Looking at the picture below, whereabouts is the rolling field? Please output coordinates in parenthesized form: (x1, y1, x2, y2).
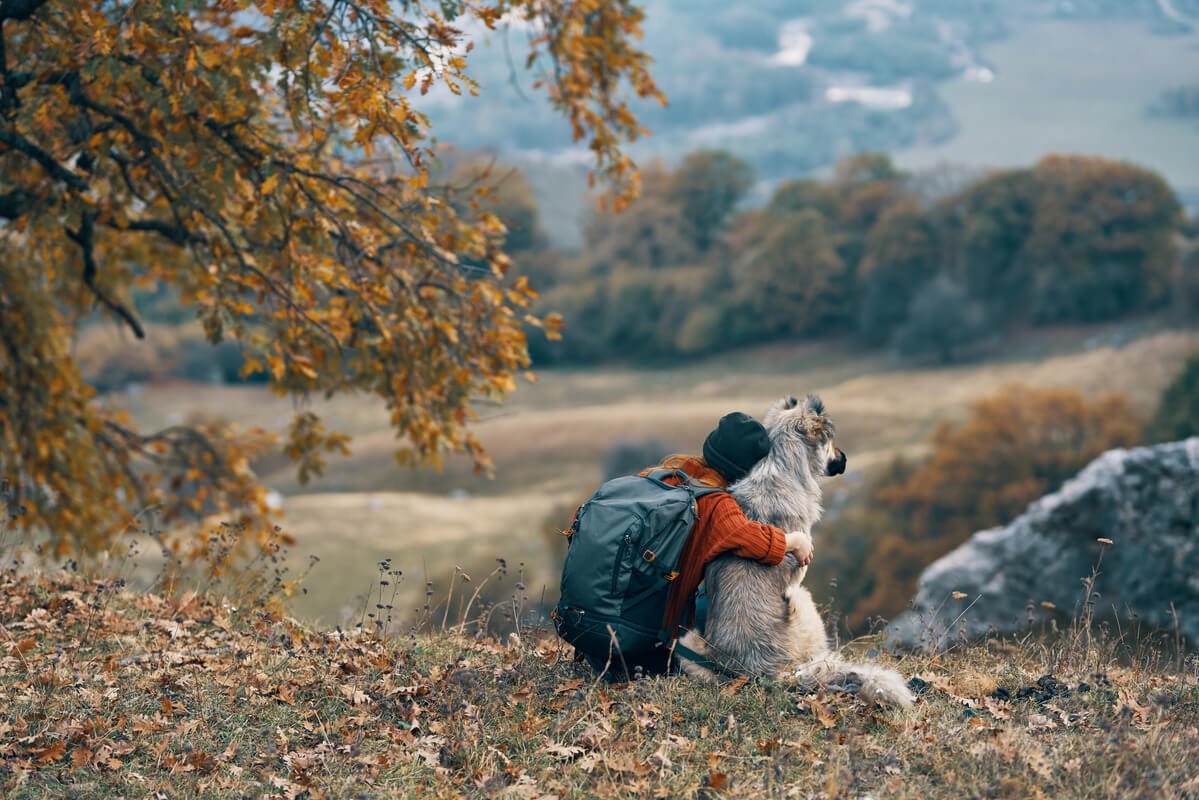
(894, 21, 1199, 190)
(115, 325, 1199, 625)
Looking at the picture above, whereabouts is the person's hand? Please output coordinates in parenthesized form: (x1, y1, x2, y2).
(785, 530, 813, 567)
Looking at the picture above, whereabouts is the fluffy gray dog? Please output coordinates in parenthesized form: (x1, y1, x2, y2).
(677, 395, 914, 708)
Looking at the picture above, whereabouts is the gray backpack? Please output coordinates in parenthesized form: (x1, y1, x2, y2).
(552, 468, 724, 669)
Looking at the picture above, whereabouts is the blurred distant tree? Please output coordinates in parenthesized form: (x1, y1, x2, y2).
(730, 209, 846, 341)
(766, 177, 842, 222)
(541, 150, 1188, 368)
(674, 304, 726, 355)
(1147, 352, 1199, 443)
(833, 152, 901, 189)
(447, 159, 569, 293)
(1025, 156, 1182, 322)
(668, 150, 754, 252)
(0, 0, 660, 557)
(856, 197, 941, 345)
(905, 163, 985, 205)
(892, 276, 987, 364)
(527, 279, 605, 364)
(581, 162, 696, 271)
(531, 264, 718, 363)
(829, 158, 909, 293)
(449, 160, 545, 255)
(936, 167, 1039, 321)
(849, 385, 1142, 624)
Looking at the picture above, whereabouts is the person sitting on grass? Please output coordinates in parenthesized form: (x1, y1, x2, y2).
(646, 412, 813, 649)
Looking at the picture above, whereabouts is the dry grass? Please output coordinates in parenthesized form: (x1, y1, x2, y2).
(1, 567, 1196, 799)
(279, 491, 576, 625)
(111, 326, 1199, 625)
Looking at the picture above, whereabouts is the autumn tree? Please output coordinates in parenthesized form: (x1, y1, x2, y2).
(826, 153, 908, 297)
(765, 177, 841, 222)
(1024, 155, 1182, 322)
(580, 160, 697, 273)
(849, 385, 1142, 624)
(855, 196, 940, 345)
(935, 166, 1038, 321)
(667, 150, 754, 252)
(0, 0, 662, 557)
(833, 151, 900, 189)
(729, 208, 846, 342)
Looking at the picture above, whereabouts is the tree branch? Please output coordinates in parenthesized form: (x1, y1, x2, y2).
(0, 127, 87, 190)
(66, 210, 146, 339)
(112, 217, 204, 245)
(0, 0, 49, 22)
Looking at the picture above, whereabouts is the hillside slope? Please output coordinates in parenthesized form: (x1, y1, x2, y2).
(1, 571, 1196, 798)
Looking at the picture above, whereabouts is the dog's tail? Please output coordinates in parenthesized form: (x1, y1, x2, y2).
(793, 655, 915, 708)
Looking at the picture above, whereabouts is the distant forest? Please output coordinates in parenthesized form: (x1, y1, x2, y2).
(476, 151, 1199, 367)
(108, 150, 1197, 389)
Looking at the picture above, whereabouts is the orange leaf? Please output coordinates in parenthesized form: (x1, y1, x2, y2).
(706, 772, 729, 792)
(805, 696, 838, 729)
(70, 747, 93, 769)
(36, 740, 67, 765)
(721, 675, 749, 697)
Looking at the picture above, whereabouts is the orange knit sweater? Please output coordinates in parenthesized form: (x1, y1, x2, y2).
(640, 457, 787, 634)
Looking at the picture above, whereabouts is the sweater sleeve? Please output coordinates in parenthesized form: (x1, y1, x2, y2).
(698, 494, 788, 566)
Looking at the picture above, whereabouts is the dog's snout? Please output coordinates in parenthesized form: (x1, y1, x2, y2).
(826, 449, 847, 476)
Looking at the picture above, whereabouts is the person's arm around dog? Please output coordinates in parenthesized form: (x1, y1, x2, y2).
(651, 412, 815, 634)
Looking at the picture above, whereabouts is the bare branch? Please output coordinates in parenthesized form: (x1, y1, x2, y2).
(66, 210, 146, 339)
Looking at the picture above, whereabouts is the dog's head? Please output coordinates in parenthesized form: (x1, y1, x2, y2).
(762, 394, 846, 478)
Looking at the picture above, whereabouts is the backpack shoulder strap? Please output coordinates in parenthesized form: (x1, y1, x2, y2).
(642, 468, 727, 499)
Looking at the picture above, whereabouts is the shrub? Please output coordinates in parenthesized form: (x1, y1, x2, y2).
(1147, 352, 1199, 443)
(826, 385, 1142, 629)
(891, 276, 988, 364)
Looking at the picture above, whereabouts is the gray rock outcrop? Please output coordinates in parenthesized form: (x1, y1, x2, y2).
(887, 438, 1199, 650)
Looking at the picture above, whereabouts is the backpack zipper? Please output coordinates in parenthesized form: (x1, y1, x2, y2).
(610, 531, 632, 595)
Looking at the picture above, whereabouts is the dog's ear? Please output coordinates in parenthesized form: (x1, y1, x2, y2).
(803, 394, 825, 416)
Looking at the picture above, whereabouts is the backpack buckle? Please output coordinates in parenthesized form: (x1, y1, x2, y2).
(642, 549, 656, 563)
(664, 571, 679, 581)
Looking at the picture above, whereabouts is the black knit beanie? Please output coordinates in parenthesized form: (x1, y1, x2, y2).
(702, 412, 771, 484)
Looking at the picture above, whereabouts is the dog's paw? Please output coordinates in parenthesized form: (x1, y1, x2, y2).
(785, 530, 813, 566)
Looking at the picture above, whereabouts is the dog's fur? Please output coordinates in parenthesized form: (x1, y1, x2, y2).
(677, 395, 914, 708)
